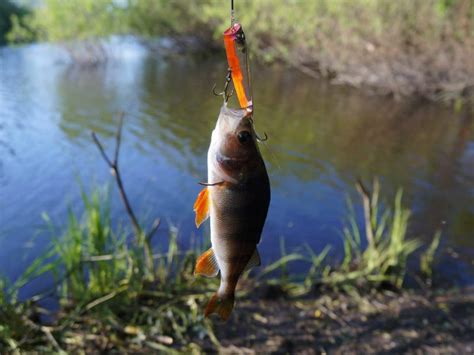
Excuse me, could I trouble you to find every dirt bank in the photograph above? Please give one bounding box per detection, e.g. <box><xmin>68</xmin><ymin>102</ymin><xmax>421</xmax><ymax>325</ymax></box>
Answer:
<box><xmin>202</xmin><ymin>287</ymin><xmax>474</xmax><ymax>354</ymax></box>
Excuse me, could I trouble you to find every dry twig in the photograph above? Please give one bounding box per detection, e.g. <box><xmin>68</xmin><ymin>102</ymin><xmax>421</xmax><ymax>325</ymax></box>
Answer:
<box><xmin>91</xmin><ymin>113</ymin><xmax>159</xmax><ymax>272</ymax></box>
<box><xmin>91</xmin><ymin>113</ymin><xmax>141</xmax><ymax>238</ymax></box>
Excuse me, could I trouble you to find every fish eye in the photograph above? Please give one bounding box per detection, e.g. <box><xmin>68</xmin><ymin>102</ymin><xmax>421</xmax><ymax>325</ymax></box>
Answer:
<box><xmin>237</xmin><ymin>131</ymin><xmax>252</xmax><ymax>144</ymax></box>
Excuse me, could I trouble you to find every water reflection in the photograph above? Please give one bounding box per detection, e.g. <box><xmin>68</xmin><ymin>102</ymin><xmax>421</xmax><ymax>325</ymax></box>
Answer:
<box><xmin>0</xmin><ymin>43</ymin><xmax>472</xmax><ymax>287</ymax></box>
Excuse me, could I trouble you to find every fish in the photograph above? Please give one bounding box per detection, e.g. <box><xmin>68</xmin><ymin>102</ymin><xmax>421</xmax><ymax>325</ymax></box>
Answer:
<box><xmin>193</xmin><ymin>104</ymin><xmax>270</xmax><ymax>320</ymax></box>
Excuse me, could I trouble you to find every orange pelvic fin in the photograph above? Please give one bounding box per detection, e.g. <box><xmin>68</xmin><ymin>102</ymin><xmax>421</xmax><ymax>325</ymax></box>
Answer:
<box><xmin>195</xmin><ymin>248</ymin><xmax>219</xmax><ymax>278</ymax></box>
<box><xmin>193</xmin><ymin>187</ymin><xmax>210</xmax><ymax>228</ymax></box>
<box><xmin>204</xmin><ymin>293</ymin><xmax>235</xmax><ymax>321</ymax></box>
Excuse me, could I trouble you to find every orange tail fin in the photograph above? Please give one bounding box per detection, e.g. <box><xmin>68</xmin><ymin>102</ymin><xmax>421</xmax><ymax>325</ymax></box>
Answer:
<box><xmin>204</xmin><ymin>293</ymin><xmax>235</xmax><ymax>321</ymax></box>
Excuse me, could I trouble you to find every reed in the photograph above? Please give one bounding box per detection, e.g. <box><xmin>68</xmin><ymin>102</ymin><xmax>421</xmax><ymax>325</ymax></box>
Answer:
<box><xmin>0</xmin><ymin>278</ymin><xmax>48</xmax><ymax>350</ymax></box>
<box><xmin>0</xmin><ymin>180</ymin><xmax>442</xmax><ymax>352</ymax></box>
<box><xmin>0</xmin><ymin>186</ymin><xmax>219</xmax><ymax>353</ymax></box>
<box><xmin>420</xmin><ymin>230</ymin><xmax>442</xmax><ymax>283</ymax></box>
<box><xmin>266</xmin><ymin>180</ymin><xmax>439</xmax><ymax>294</ymax></box>
<box><xmin>324</xmin><ymin>181</ymin><xmax>421</xmax><ymax>289</ymax></box>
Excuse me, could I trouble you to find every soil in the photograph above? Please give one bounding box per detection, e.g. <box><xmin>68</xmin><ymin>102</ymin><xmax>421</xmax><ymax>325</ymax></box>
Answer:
<box><xmin>201</xmin><ymin>287</ymin><xmax>474</xmax><ymax>354</ymax></box>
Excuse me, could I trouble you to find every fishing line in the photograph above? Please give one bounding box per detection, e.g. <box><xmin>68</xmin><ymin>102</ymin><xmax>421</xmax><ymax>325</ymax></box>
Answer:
<box><xmin>230</xmin><ymin>0</ymin><xmax>235</xmax><ymax>26</ymax></box>
<box><xmin>260</xmin><ymin>139</ymin><xmax>282</xmax><ymax>172</ymax></box>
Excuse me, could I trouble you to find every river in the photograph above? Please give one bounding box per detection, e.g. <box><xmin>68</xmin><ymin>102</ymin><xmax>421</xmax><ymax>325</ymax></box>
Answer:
<box><xmin>0</xmin><ymin>40</ymin><xmax>473</xmax><ymax>296</ymax></box>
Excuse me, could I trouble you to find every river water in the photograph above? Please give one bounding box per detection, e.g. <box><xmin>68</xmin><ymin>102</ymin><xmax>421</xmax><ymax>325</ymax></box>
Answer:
<box><xmin>0</xmin><ymin>41</ymin><xmax>473</xmax><ymax>293</ymax></box>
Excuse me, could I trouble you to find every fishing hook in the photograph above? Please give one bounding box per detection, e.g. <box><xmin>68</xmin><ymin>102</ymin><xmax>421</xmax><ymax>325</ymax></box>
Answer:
<box><xmin>256</xmin><ymin>131</ymin><xmax>268</xmax><ymax>142</ymax></box>
<box><xmin>212</xmin><ymin>68</ymin><xmax>234</xmax><ymax>103</ymax></box>
<box><xmin>247</xmin><ymin>117</ymin><xmax>268</xmax><ymax>142</ymax></box>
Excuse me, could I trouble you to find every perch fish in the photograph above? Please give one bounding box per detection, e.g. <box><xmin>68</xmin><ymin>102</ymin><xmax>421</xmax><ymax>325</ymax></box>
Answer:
<box><xmin>193</xmin><ymin>104</ymin><xmax>270</xmax><ymax>320</ymax></box>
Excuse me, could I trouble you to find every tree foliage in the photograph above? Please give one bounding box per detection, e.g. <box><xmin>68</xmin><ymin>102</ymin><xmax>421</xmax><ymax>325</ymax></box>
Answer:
<box><xmin>0</xmin><ymin>0</ymin><xmax>29</xmax><ymax>45</ymax></box>
<box><xmin>8</xmin><ymin>0</ymin><xmax>472</xmax><ymax>50</ymax></box>
<box><xmin>5</xmin><ymin>0</ymin><xmax>473</xmax><ymax>100</ymax></box>
<box><xmin>16</xmin><ymin>0</ymin><xmax>127</xmax><ymax>42</ymax></box>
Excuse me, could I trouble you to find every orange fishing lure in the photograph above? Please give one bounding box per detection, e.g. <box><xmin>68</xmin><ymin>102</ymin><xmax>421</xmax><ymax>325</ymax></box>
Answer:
<box><xmin>224</xmin><ymin>22</ymin><xmax>253</xmax><ymax>112</ymax></box>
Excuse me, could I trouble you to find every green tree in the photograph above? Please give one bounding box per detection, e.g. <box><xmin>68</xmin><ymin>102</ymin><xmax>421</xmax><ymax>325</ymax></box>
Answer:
<box><xmin>0</xmin><ymin>0</ymin><xmax>28</xmax><ymax>45</ymax></box>
<box><xmin>11</xmin><ymin>0</ymin><xmax>127</xmax><ymax>43</ymax></box>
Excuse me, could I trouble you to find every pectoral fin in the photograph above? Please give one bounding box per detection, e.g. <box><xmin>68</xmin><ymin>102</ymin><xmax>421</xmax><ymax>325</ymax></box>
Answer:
<box><xmin>195</xmin><ymin>248</ymin><xmax>219</xmax><ymax>278</ymax></box>
<box><xmin>193</xmin><ymin>187</ymin><xmax>210</xmax><ymax>228</ymax></box>
<box><xmin>244</xmin><ymin>249</ymin><xmax>261</xmax><ymax>271</ymax></box>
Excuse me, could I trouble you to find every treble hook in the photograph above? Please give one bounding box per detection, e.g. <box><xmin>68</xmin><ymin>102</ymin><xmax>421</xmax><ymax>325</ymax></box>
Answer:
<box><xmin>247</xmin><ymin>117</ymin><xmax>268</xmax><ymax>142</ymax></box>
<box><xmin>256</xmin><ymin>131</ymin><xmax>268</xmax><ymax>142</ymax></box>
<box><xmin>212</xmin><ymin>69</ymin><xmax>234</xmax><ymax>102</ymax></box>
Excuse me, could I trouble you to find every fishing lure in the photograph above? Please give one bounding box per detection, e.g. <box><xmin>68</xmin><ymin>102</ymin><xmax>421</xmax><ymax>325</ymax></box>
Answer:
<box><xmin>213</xmin><ymin>0</ymin><xmax>253</xmax><ymax>112</ymax></box>
<box><xmin>223</xmin><ymin>22</ymin><xmax>253</xmax><ymax>112</ymax></box>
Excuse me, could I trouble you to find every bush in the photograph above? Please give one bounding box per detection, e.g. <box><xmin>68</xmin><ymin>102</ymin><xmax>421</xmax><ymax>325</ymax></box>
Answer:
<box><xmin>0</xmin><ymin>0</ymin><xmax>29</xmax><ymax>44</ymax></box>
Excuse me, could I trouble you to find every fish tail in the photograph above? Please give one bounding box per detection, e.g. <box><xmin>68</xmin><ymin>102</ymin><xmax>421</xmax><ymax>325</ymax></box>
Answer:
<box><xmin>204</xmin><ymin>293</ymin><xmax>235</xmax><ymax>321</ymax></box>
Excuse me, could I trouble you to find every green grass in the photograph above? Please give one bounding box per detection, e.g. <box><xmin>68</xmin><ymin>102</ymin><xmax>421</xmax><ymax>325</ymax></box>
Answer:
<box><xmin>48</xmin><ymin>187</ymin><xmax>132</xmax><ymax>302</ymax></box>
<box><xmin>325</xmin><ymin>183</ymin><xmax>421</xmax><ymax>290</ymax></box>
<box><xmin>0</xmin><ymin>181</ymin><xmax>442</xmax><ymax>352</ymax></box>
<box><xmin>420</xmin><ymin>230</ymin><xmax>442</xmax><ymax>283</ymax></box>
<box><xmin>256</xmin><ymin>180</ymin><xmax>440</xmax><ymax>295</ymax></box>
<box><xmin>1</xmin><ymin>186</ymin><xmax>218</xmax><ymax>353</ymax></box>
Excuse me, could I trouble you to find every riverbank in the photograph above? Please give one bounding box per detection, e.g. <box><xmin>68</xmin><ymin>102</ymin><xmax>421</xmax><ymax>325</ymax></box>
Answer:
<box><xmin>2</xmin><ymin>284</ymin><xmax>473</xmax><ymax>353</ymax></box>
<box><xmin>0</xmin><ymin>177</ymin><xmax>468</xmax><ymax>353</ymax></box>
<box><xmin>209</xmin><ymin>287</ymin><xmax>474</xmax><ymax>354</ymax></box>
<box><xmin>5</xmin><ymin>0</ymin><xmax>474</xmax><ymax>105</ymax></box>
<box><xmin>0</xmin><ymin>174</ymin><xmax>460</xmax><ymax>353</ymax></box>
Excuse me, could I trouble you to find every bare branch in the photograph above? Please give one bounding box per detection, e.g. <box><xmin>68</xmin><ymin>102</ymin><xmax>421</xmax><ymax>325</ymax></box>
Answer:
<box><xmin>113</xmin><ymin>162</ymin><xmax>141</xmax><ymax>237</ymax></box>
<box><xmin>114</xmin><ymin>112</ymin><xmax>124</xmax><ymax>165</ymax></box>
<box><xmin>91</xmin><ymin>115</ymin><xmax>141</xmax><ymax>239</ymax></box>
<box><xmin>91</xmin><ymin>113</ymin><xmax>158</xmax><ymax>274</ymax></box>
<box><xmin>91</xmin><ymin>132</ymin><xmax>113</xmax><ymax>168</ymax></box>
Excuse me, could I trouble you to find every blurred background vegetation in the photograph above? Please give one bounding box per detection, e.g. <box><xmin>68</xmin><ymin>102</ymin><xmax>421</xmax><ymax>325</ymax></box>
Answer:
<box><xmin>2</xmin><ymin>0</ymin><xmax>473</xmax><ymax>99</ymax></box>
<box><xmin>0</xmin><ymin>0</ymin><xmax>29</xmax><ymax>44</ymax></box>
